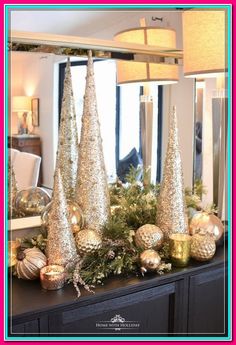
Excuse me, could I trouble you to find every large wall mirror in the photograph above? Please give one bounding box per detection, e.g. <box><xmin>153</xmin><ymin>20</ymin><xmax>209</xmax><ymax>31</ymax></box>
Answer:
<box><xmin>7</xmin><ymin>8</ymin><xmax>228</xmax><ymax>232</ymax></box>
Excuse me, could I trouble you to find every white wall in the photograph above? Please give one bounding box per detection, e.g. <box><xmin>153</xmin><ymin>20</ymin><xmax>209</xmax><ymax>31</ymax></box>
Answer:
<box><xmin>162</xmin><ymin>12</ymin><xmax>195</xmax><ymax>188</ymax></box>
<box><xmin>162</xmin><ymin>70</ymin><xmax>195</xmax><ymax>188</ymax></box>
<box><xmin>10</xmin><ymin>52</ymin><xmax>65</xmax><ymax>188</ymax></box>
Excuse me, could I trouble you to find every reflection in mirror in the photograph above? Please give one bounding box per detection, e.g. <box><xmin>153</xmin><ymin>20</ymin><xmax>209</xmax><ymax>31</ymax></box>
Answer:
<box><xmin>9</xmin><ymin>52</ymin><xmax>162</xmax><ymax>222</ymax></box>
<box><xmin>194</xmin><ymin>80</ymin><xmax>204</xmax><ymax>181</ymax></box>
<box><xmin>194</xmin><ymin>77</ymin><xmax>228</xmax><ymax>222</ymax></box>
<box><xmin>212</xmin><ymin>78</ymin><xmax>228</xmax><ymax>221</ymax></box>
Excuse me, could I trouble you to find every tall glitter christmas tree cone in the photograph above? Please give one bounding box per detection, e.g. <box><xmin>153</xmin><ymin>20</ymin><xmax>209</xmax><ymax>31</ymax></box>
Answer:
<box><xmin>156</xmin><ymin>106</ymin><xmax>188</xmax><ymax>238</ymax></box>
<box><xmin>47</xmin><ymin>168</ymin><xmax>78</xmax><ymax>266</ymax></box>
<box><xmin>8</xmin><ymin>159</ymin><xmax>18</xmax><ymax>218</ymax></box>
<box><xmin>75</xmin><ymin>50</ymin><xmax>110</xmax><ymax>234</ymax></box>
<box><xmin>55</xmin><ymin>58</ymin><xmax>79</xmax><ymax>200</ymax></box>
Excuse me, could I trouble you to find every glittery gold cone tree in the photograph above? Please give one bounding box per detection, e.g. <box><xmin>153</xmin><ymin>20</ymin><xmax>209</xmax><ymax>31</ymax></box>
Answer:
<box><xmin>75</xmin><ymin>51</ymin><xmax>110</xmax><ymax>233</ymax></box>
<box><xmin>156</xmin><ymin>106</ymin><xmax>188</xmax><ymax>238</ymax></box>
<box><xmin>47</xmin><ymin>168</ymin><xmax>78</xmax><ymax>266</ymax></box>
<box><xmin>8</xmin><ymin>159</ymin><xmax>18</xmax><ymax>218</ymax></box>
<box><xmin>55</xmin><ymin>58</ymin><xmax>79</xmax><ymax>200</ymax></box>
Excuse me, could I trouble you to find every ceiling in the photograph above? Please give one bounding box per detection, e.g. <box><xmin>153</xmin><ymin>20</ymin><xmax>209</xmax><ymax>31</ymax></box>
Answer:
<box><xmin>9</xmin><ymin>9</ymin><xmax>183</xmax><ymax>47</ymax></box>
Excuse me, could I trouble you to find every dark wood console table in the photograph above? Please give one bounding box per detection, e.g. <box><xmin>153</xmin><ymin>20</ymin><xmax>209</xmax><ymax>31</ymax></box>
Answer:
<box><xmin>8</xmin><ymin>245</ymin><xmax>228</xmax><ymax>339</ymax></box>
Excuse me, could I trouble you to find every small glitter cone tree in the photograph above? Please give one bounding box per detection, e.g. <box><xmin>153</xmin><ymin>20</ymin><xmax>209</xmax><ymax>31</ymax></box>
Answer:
<box><xmin>75</xmin><ymin>50</ymin><xmax>110</xmax><ymax>233</ymax></box>
<box><xmin>8</xmin><ymin>159</ymin><xmax>18</xmax><ymax>219</ymax></box>
<box><xmin>55</xmin><ymin>58</ymin><xmax>79</xmax><ymax>200</ymax></box>
<box><xmin>156</xmin><ymin>106</ymin><xmax>188</xmax><ymax>238</ymax></box>
<box><xmin>47</xmin><ymin>168</ymin><xmax>78</xmax><ymax>266</ymax></box>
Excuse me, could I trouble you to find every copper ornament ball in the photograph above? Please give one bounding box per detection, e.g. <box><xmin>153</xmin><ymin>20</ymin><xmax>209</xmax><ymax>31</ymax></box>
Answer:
<box><xmin>15</xmin><ymin>187</ymin><xmax>51</xmax><ymax>216</ymax></box>
<box><xmin>140</xmin><ymin>249</ymin><xmax>161</xmax><ymax>272</ymax></box>
<box><xmin>189</xmin><ymin>212</ymin><xmax>224</xmax><ymax>243</ymax></box>
<box><xmin>190</xmin><ymin>232</ymin><xmax>216</xmax><ymax>262</ymax></box>
<box><xmin>41</xmin><ymin>200</ymin><xmax>84</xmax><ymax>233</ymax></box>
<box><xmin>135</xmin><ymin>224</ymin><xmax>164</xmax><ymax>250</ymax></box>
<box><xmin>75</xmin><ymin>229</ymin><xmax>102</xmax><ymax>255</ymax></box>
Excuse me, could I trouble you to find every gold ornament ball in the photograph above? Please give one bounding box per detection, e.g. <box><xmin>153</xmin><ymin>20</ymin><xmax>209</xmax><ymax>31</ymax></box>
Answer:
<box><xmin>8</xmin><ymin>241</ymin><xmax>20</xmax><ymax>267</ymax></box>
<box><xmin>140</xmin><ymin>249</ymin><xmax>161</xmax><ymax>272</ymax></box>
<box><xmin>75</xmin><ymin>229</ymin><xmax>102</xmax><ymax>255</ymax></box>
<box><xmin>135</xmin><ymin>224</ymin><xmax>164</xmax><ymax>250</ymax></box>
<box><xmin>189</xmin><ymin>212</ymin><xmax>224</xmax><ymax>243</ymax></box>
<box><xmin>190</xmin><ymin>233</ymin><xmax>216</xmax><ymax>262</ymax></box>
<box><xmin>110</xmin><ymin>205</ymin><xmax>122</xmax><ymax>216</ymax></box>
<box><xmin>41</xmin><ymin>200</ymin><xmax>84</xmax><ymax>233</ymax></box>
<box><xmin>15</xmin><ymin>187</ymin><xmax>51</xmax><ymax>216</ymax></box>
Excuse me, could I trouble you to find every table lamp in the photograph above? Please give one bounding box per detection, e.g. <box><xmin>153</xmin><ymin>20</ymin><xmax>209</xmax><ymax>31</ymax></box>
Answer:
<box><xmin>12</xmin><ymin>96</ymin><xmax>32</xmax><ymax>134</ymax></box>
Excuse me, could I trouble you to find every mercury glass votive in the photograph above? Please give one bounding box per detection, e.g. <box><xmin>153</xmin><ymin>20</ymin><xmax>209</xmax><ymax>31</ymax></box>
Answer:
<box><xmin>40</xmin><ymin>265</ymin><xmax>65</xmax><ymax>290</ymax></box>
<box><xmin>169</xmin><ymin>233</ymin><xmax>191</xmax><ymax>267</ymax></box>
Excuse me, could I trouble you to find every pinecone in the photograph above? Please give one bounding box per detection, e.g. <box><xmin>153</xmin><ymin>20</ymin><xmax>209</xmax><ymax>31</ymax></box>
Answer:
<box><xmin>107</xmin><ymin>250</ymin><xmax>115</xmax><ymax>260</ymax></box>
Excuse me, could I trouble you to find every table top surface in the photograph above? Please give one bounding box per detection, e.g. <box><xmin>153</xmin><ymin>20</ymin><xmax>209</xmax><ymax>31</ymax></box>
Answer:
<box><xmin>9</xmin><ymin>243</ymin><xmax>227</xmax><ymax>320</ymax></box>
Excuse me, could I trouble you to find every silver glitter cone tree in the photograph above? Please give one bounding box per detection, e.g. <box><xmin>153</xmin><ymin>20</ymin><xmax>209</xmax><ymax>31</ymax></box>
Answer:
<box><xmin>55</xmin><ymin>58</ymin><xmax>79</xmax><ymax>200</ymax></box>
<box><xmin>47</xmin><ymin>168</ymin><xmax>78</xmax><ymax>266</ymax></box>
<box><xmin>8</xmin><ymin>159</ymin><xmax>18</xmax><ymax>218</ymax></box>
<box><xmin>156</xmin><ymin>106</ymin><xmax>188</xmax><ymax>238</ymax></box>
<box><xmin>75</xmin><ymin>51</ymin><xmax>110</xmax><ymax>233</ymax></box>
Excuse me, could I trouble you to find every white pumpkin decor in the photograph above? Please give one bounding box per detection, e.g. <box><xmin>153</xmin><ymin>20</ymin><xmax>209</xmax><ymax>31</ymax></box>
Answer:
<box><xmin>15</xmin><ymin>247</ymin><xmax>47</xmax><ymax>280</ymax></box>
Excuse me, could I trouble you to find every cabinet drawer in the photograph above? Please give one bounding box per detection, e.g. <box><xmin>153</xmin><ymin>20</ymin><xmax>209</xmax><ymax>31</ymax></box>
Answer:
<box><xmin>14</xmin><ymin>139</ymin><xmax>40</xmax><ymax>148</ymax></box>
<box><xmin>49</xmin><ymin>282</ymin><xmax>177</xmax><ymax>335</ymax></box>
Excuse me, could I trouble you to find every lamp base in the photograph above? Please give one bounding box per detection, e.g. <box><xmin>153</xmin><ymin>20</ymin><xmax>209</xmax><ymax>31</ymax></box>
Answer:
<box><xmin>18</xmin><ymin>127</ymin><xmax>28</xmax><ymax>135</ymax></box>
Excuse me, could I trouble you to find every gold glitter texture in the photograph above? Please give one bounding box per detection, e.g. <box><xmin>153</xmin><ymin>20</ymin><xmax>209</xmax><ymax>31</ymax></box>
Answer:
<box><xmin>8</xmin><ymin>160</ymin><xmax>18</xmax><ymax>218</ymax></box>
<box><xmin>135</xmin><ymin>224</ymin><xmax>164</xmax><ymax>250</ymax></box>
<box><xmin>55</xmin><ymin>58</ymin><xmax>79</xmax><ymax>200</ymax></box>
<box><xmin>75</xmin><ymin>229</ymin><xmax>102</xmax><ymax>255</ymax></box>
<box><xmin>47</xmin><ymin>168</ymin><xmax>78</xmax><ymax>266</ymax></box>
<box><xmin>156</xmin><ymin>106</ymin><xmax>188</xmax><ymax>238</ymax></box>
<box><xmin>75</xmin><ymin>51</ymin><xmax>110</xmax><ymax>233</ymax></box>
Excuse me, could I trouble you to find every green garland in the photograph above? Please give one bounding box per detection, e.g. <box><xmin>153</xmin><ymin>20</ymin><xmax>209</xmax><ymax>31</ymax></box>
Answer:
<box><xmin>14</xmin><ymin>168</ymin><xmax>215</xmax><ymax>289</ymax></box>
<box><xmin>80</xmin><ymin>217</ymin><xmax>140</xmax><ymax>284</ymax></box>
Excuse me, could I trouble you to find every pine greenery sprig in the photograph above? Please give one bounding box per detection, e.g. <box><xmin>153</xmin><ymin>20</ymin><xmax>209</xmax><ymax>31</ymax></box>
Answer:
<box><xmin>17</xmin><ymin>233</ymin><xmax>47</xmax><ymax>253</ymax></box>
<box><xmin>79</xmin><ymin>243</ymin><xmax>140</xmax><ymax>285</ymax></box>
<box><xmin>102</xmin><ymin>217</ymin><xmax>131</xmax><ymax>241</ymax></box>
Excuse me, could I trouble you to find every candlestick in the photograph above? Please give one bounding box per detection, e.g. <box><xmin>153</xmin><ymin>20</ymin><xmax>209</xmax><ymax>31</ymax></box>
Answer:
<box><xmin>40</xmin><ymin>265</ymin><xmax>65</xmax><ymax>290</ymax></box>
<box><xmin>169</xmin><ymin>233</ymin><xmax>191</xmax><ymax>267</ymax></box>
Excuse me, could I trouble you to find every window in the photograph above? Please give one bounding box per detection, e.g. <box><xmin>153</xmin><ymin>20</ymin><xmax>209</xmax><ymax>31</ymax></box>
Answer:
<box><xmin>59</xmin><ymin>60</ymin><xmax>162</xmax><ymax>183</ymax></box>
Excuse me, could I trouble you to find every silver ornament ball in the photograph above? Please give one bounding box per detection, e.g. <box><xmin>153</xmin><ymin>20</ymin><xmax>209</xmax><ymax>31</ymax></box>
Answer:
<box><xmin>15</xmin><ymin>187</ymin><xmax>51</xmax><ymax>216</ymax></box>
<box><xmin>41</xmin><ymin>200</ymin><xmax>84</xmax><ymax>233</ymax></box>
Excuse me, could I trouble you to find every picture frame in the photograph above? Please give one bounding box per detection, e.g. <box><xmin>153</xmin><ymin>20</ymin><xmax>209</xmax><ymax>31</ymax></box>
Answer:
<box><xmin>31</xmin><ymin>98</ymin><xmax>39</xmax><ymax>126</ymax></box>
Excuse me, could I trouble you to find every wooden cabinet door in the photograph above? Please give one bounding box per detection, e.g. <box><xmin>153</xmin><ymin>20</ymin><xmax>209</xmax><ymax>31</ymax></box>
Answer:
<box><xmin>188</xmin><ymin>266</ymin><xmax>227</xmax><ymax>335</ymax></box>
<box><xmin>8</xmin><ymin>316</ymin><xmax>49</xmax><ymax>338</ymax></box>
